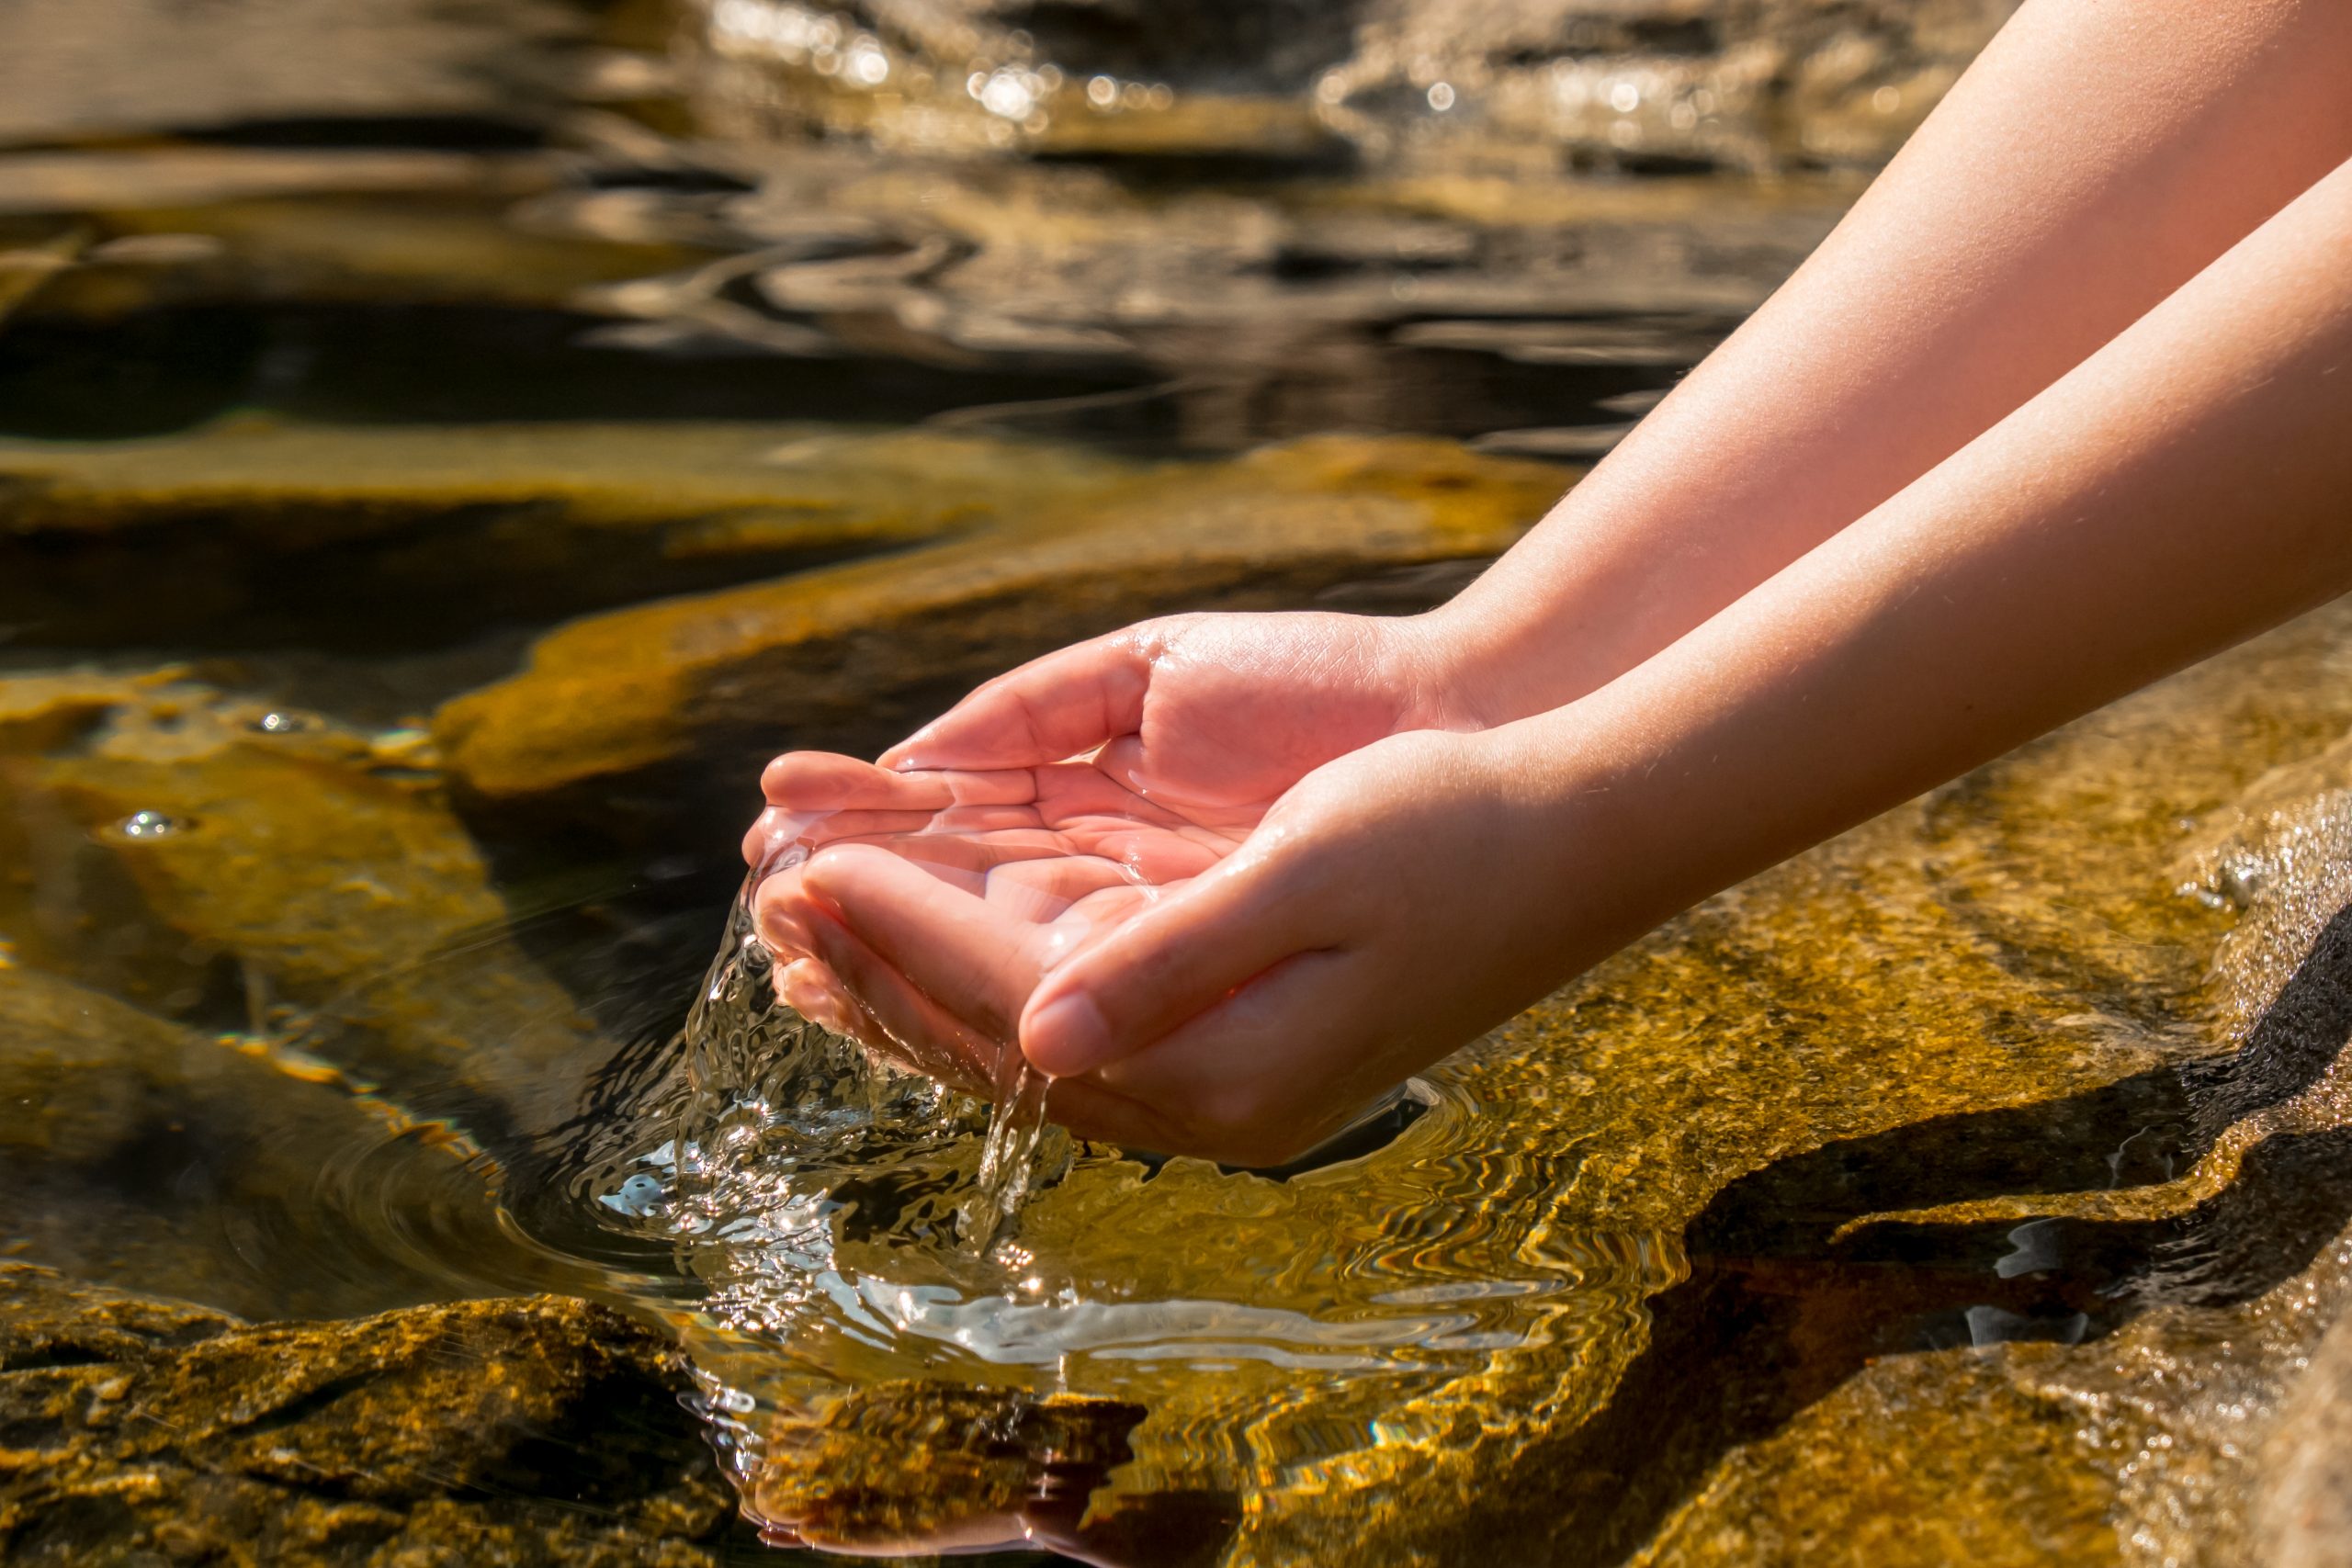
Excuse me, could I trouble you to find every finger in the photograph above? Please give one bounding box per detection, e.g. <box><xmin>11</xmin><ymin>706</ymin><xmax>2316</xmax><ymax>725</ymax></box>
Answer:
<box><xmin>880</xmin><ymin>630</ymin><xmax>1156</xmax><ymax>771</ymax></box>
<box><xmin>801</xmin><ymin>910</ymin><xmax>1002</xmax><ymax>1096</ymax></box>
<box><xmin>763</xmin><ymin>751</ymin><xmax>952</xmax><ymax>809</ymax></box>
<box><xmin>802</xmin><ymin>843</ymin><xmax>1046</xmax><ymax>1045</ymax></box>
<box><xmin>752</xmin><ymin>864</ymin><xmax>823</xmax><ymax>957</ymax></box>
<box><xmin>1088</xmin><ymin>948</ymin><xmax>1382</xmax><ymax>1167</ymax></box>
<box><xmin>1015</xmin><ymin>849</ymin><xmax>1323</xmax><ymax>1078</ymax></box>
<box><xmin>773</xmin><ymin>956</ymin><xmax>863</xmax><ymax>1038</ymax></box>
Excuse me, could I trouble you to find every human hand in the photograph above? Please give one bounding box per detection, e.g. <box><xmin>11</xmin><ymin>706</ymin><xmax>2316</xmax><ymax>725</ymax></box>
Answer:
<box><xmin>764</xmin><ymin>728</ymin><xmax>1597</xmax><ymax>1166</ymax></box>
<box><xmin>877</xmin><ymin>610</ymin><xmax>1479</xmax><ymax>825</ymax></box>
<box><xmin>746</xmin><ymin>608</ymin><xmax>1522</xmax><ymax>1156</ymax></box>
<box><xmin>744</xmin><ymin>750</ymin><xmax>1240</xmax><ymax>1108</ymax></box>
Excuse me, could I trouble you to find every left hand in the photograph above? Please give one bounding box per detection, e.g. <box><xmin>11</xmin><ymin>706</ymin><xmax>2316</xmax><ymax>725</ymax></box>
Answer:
<box><xmin>762</xmin><ymin>728</ymin><xmax>1592</xmax><ymax>1166</ymax></box>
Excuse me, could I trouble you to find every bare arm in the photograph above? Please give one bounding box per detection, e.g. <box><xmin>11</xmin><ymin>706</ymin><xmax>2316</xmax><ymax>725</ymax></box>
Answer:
<box><xmin>1001</xmin><ymin>153</ymin><xmax>2352</xmax><ymax>1162</ymax></box>
<box><xmin>1436</xmin><ymin>0</ymin><xmax>2352</xmax><ymax>721</ymax></box>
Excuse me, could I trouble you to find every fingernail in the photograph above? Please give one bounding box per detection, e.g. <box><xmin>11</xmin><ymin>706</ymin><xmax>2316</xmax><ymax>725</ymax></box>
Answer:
<box><xmin>1023</xmin><ymin>991</ymin><xmax>1114</xmax><ymax>1076</ymax></box>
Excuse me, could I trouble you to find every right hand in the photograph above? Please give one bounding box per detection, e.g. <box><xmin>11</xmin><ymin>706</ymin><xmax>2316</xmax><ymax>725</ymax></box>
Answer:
<box><xmin>876</xmin><ymin>610</ymin><xmax>1478</xmax><ymax>828</ymax></box>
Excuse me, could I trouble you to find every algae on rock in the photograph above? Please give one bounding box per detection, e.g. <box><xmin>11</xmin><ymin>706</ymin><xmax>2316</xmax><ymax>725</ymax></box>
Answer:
<box><xmin>0</xmin><ymin>1266</ymin><xmax>739</xmax><ymax>1566</ymax></box>
<box><xmin>435</xmin><ymin>434</ymin><xmax>1570</xmax><ymax>829</ymax></box>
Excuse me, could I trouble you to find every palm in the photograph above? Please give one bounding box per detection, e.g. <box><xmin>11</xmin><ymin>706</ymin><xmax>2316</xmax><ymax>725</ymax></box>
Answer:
<box><xmin>748</xmin><ymin>752</ymin><xmax>1241</xmax><ymax>1091</ymax></box>
<box><xmin>879</xmin><ymin>613</ymin><xmax>1444</xmax><ymax>825</ymax></box>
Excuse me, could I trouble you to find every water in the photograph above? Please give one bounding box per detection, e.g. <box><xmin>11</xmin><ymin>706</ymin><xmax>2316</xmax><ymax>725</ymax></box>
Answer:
<box><xmin>560</xmin><ymin>846</ymin><xmax>1668</xmax><ymax>1558</ymax></box>
<box><xmin>7</xmin><ymin>1</ymin><xmax>2352</xmax><ymax>1563</ymax></box>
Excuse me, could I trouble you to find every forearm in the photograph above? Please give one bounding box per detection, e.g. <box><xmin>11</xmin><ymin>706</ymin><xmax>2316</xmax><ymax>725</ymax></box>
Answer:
<box><xmin>1427</xmin><ymin>0</ymin><xmax>2352</xmax><ymax>724</ymax></box>
<box><xmin>1506</xmin><ymin>153</ymin><xmax>2352</xmax><ymax>976</ymax></box>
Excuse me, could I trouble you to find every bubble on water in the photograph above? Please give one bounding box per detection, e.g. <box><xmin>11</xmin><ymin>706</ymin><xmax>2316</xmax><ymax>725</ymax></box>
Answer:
<box><xmin>118</xmin><ymin>809</ymin><xmax>185</xmax><ymax>839</ymax></box>
<box><xmin>601</xmin><ymin>1173</ymin><xmax>667</xmax><ymax>1218</ymax></box>
<box><xmin>250</xmin><ymin>711</ymin><xmax>311</xmax><ymax>735</ymax></box>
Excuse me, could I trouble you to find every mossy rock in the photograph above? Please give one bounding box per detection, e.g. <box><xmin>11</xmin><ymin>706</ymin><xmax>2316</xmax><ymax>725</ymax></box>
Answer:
<box><xmin>0</xmin><ymin>422</ymin><xmax>1137</xmax><ymax>649</ymax></box>
<box><xmin>434</xmin><ymin>434</ymin><xmax>1570</xmax><ymax>833</ymax></box>
<box><xmin>0</xmin><ymin>1266</ymin><xmax>740</xmax><ymax>1565</ymax></box>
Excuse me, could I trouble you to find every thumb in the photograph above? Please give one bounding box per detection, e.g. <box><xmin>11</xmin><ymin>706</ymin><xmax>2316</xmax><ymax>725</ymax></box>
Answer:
<box><xmin>881</xmin><ymin>628</ymin><xmax>1155</xmax><ymax>771</ymax></box>
<box><xmin>1017</xmin><ymin>848</ymin><xmax>1323</xmax><ymax>1077</ymax></box>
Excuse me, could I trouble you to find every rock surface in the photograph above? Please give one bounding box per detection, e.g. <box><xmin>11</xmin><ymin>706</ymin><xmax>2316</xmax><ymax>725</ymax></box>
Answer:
<box><xmin>434</xmin><ymin>434</ymin><xmax>1570</xmax><ymax>831</ymax></box>
<box><xmin>681</xmin><ymin>0</ymin><xmax>2019</xmax><ymax>172</ymax></box>
<box><xmin>0</xmin><ymin>423</ymin><xmax>1135</xmax><ymax>649</ymax></box>
<box><xmin>0</xmin><ymin>671</ymin><xmax>607</xmax><ymax>1141</ymax></box>
<box><xmin>0</xmin><ymin>964</ymin><xmax>531</xmax><ymax>1321</ymax></box>
<box><xmin>0</xmin><ymin>1265</ymin><xmax>741</xmax><ymax>1565</ymax></box>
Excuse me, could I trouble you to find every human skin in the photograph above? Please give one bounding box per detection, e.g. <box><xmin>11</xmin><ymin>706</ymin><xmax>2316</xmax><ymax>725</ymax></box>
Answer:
<box><xmin>762</xmin><ymin>0</ymin><xmax>2352</xmax><ymax>1087</ymax></box>
<box><xmin>877</xmin><ymin>0</ymin><xmax>2352</xmax><ymax>786</ymax></box>
<box><xmin>759</xmin><ymin>151</ymin><xmax>2352</xmax><ymax>1165</ymax></box>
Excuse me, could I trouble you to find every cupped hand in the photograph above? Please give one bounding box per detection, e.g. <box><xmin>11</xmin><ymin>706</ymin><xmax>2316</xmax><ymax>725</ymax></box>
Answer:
<box><xmin>767</xmin><ymin>728</ymin><xmax>1604</xmax><ymax>1167</ymax></box>
<box><xmin>745</xmin><ymin>749</ymin><xmax>1243</xmax><ymax>1111</ymax></box>
<box><xmin>878</xmin><ymin>610</ymin><xmax>1477</xmax><ymax>824</ymax></box>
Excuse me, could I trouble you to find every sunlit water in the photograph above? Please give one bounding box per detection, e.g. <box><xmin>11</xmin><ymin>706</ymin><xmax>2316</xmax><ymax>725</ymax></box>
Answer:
<box><xmin>548</xmin><ymin>860</ymin><xmax>1677</xmax><ymax>1558</ymax></box>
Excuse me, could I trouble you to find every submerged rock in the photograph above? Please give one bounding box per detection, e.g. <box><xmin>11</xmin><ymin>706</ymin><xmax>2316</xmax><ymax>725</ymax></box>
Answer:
<box><xmin>0</xmin><ymin>1266</ymin><xmax>738</xmax><ymax>1565</ymax></box>
<box><xmin>0</xmin><ymin>423</ymin><xmax>1136</xmax><ymax>650</ymax></box>
<box><xmin>0</xmin><ymin>671</ymin><xmax>606</xmax><ymax>1140</ymax></box>
<box><xmin>0</xmin><ymin>964</ymin><xmax>536</xmax><ymax>1321</ymax></box>
<box><xmin>435</xmin><ymin>434</ymin><xmax>1569</xmax><ymax>831</ymax></box>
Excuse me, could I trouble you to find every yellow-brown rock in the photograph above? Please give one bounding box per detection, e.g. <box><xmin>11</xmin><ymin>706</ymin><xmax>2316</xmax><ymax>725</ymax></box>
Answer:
<box><xmin>0</xmin><ymin>1266</ymin><xmax>737</xmax><ymax>1565</ymax></box>
<box><xmin>0</xmin><ymin>421</ymin><xmax>1137</xmax><ymax>648</ymax></box>
<box><xmin>0</xmin><ymin>964</ymin><xmax>534</xmax><ymax>1320</ymax></box>
<box><xmin>434</xmin><ymin>434</ymin><xmax>1569</xmax><ymax>818</ymax></box>
<box><xmin>0</xmin><ymin>672</ymin><xmax>605</xmax><ymax>1134</ymax></box>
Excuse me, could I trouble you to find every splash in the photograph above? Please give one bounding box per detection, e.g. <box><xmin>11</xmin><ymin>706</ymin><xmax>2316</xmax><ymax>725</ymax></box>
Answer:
<box><xmin>667</xmin><ymin>874</ymin><xmax>1069</xmax><ymax>1258</ymax></box>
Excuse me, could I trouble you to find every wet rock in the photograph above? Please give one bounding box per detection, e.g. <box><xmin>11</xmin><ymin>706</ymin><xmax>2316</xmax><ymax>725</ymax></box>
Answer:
<box><xmin>0</xmin><ymin>1266</ymin><xmax>740</xmax><ymax>1565</ymax></box>
<box><xmin>2257</xmin><ymin>1308</ymin><xmax>2352</xmax><ymax>1568</ymax></box>
<box><xmin>1326</xmin><ymin>0</ymin><xmax>2021</xmax><ymax>174</ymax></box>
<box><xmin>677</xmin><ymin>0</ymin><xmax>2014</xmax><ymax>173</ymax></box>
<box><xmin>0</xmin><ymin>149</ymin><xmax>556</xmax><ymax>220</ymax></box>
<box><xmin>0</xmin><ymin>0</ymin><xmax>590</xmax><ymax>145</ymax></box>
<box><xmin>433</xmin><ymin>434</ymin><xmax>1569</xmax><ymax>830</ymax></box>
<box><xmin>0</xmin><ymin>964</ymin><xmax>535</xmax><ymax>1321</ymax></box>
<box><xmin>0</xmin><ymin>422</ymin><xmax>1136</xmax><ymax>650</ymax></box>
<box><xmin>0</xmin><ymin>673</ymin><xmax>605</xmax><ymax>1139</ymax></box>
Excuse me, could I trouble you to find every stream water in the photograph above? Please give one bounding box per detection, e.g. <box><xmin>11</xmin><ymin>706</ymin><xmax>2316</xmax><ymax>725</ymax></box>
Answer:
<box><xmin>6</xmin><ymin>2</ymin><xmax>2352</xmax><ymax>1565</ymax></box>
